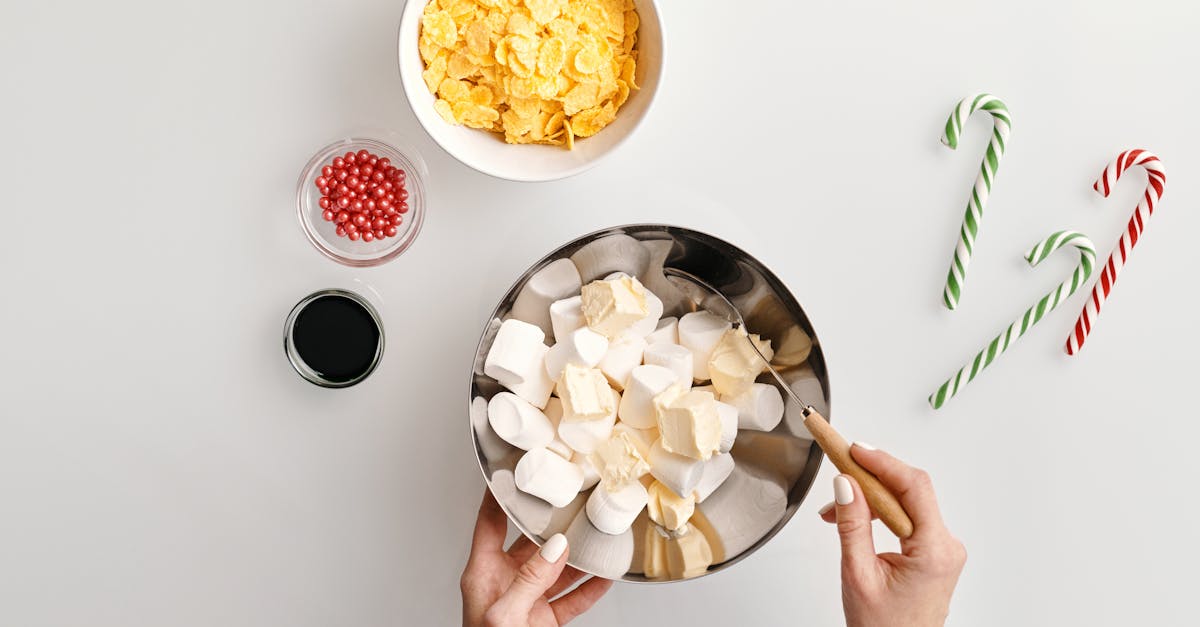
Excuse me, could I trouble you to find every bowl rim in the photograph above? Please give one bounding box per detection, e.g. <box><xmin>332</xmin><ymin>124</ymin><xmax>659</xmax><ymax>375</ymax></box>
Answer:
<box><xmin>396</xmin><ymin>0</ymin><xmax>665</xmax><ymax>182</ymax></box>
<box><xmin>296</xmin><ymin>135</ymin><xmax>428</xmax><ymax>267</ymax></box>
<box><xmin>468</xmin><ymin>223</ymin><xmax>832</xmax><ymax>583</ymax></box>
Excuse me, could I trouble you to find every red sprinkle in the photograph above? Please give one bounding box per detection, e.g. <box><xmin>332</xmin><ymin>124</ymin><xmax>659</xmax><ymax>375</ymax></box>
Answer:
<box><xmin>315</xmin><ymin>150</ymin><xmax>408</xmax><ymax>241</ymax></box>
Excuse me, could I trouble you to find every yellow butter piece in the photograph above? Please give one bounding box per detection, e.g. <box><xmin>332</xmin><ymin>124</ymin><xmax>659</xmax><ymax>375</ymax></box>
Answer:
<box><xmin>580</xmin><ymin>275</ymin><xmax>648</xmax><ymax>339</ymax></box>
<box><xmin>557</xmin><ymin>364</ymin><xmax>615</xmax><ymax>422</ymax></box>
<box><xmin>647</xmin><ymin>480</ymin><xmax>696</xmax><ymax>531</ymax></box>
<box><xmin>708</xmin><ymin>328</ymin><xmax>774</xmax><ymax>398</ymax></box>
<box><xmin>665</xmin><ymin>524</ymin><xmax>714</xmax><ymax>579</ymax></box>
<box><xmin>589</xmin><ymin>429</ymin><xmax>651</xmax><ymax>487</ymax></box>
<box><xmin>655</xmin><ymin>389</ymin><xmax>722</xmax><ymax>461</ymax></box>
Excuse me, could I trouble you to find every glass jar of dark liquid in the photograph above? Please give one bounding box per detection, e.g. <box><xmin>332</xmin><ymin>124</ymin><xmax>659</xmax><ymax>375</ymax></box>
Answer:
<box><xmin>284</xmin><ymin>289</ymin><xmax>384</xmax><ymax>388</ymax></box>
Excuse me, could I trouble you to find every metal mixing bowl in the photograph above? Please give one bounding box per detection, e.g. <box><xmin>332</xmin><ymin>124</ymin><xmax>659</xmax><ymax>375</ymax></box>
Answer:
<box><xmin>469</xmin><ymin>225</ymin><xmax>831</xmax><ymax>582</ymax></box>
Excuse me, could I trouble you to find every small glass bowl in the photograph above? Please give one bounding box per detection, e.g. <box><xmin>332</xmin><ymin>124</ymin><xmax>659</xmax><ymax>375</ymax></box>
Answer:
<box><xmin>297</xmin><ymin>136</ymin><xmax>427</xmax><ymax>267</ymax></box>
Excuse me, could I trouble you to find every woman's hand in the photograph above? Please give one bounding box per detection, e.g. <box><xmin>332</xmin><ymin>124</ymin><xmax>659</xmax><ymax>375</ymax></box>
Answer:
<box><xmin>461</xmin><ymin>490</ymin><xmax>612</xmax><ymax>627</ymax></box>
<box><xmin>819</xmin><ymin>444</ymin><xmax>967</xmax><ymax>627</ymax></box>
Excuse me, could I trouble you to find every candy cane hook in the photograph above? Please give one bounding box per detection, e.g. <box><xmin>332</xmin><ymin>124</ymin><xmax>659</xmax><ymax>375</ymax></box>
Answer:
<box><xmin>1066</xmin><ymin>150</ymin><xmax>1166</xmax><ymax>354</ymax></box>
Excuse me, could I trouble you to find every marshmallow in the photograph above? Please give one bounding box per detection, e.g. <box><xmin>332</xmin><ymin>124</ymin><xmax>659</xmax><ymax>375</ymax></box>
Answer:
<box><xmin>573</xmin><ymin>451</ymin><xmax>601</xmax><ymax>490</ymax></box>
<box><xmin>646</xmin><ymin>479</ymin><xmax>696</xmax><ymax>531</ymax></box>
<box><xmin>693</xmin><ymin>453</ymin><xmax>735</xmax><ymax>502</ymax></box>
<box><xmin>511</xmin><ymin>258</ymin><xmax>583</xmax><ymax>340</ymax></box>
<box><xmin>645</xmin><ymin>316</ymin><xmax>679</xmax><ymax>346</ymax></box>
<box><xmin>655</xmin><ymin>389</ymin><xmax>722</xmax><ymax>461</ymax></box>
<box><xmin>618</xmin><ymin>365</ymin><xmax>680</xmax><ymax>429</ymax></box>
<box><xmin>586</xmin><ymin>479</ymin><xmax>649</xmax><ymax>535</ymax></box>
<box><xmin>708</xmin><ymin>328</ymin><xmax>773</xmax><ymax>398</ymax></box>
<box><xmin>488</xmin><ymin>392</ymin><xmax>555</xmax><ymax>451</ymax></box>
<box><xmin>677</xmin><ymin>311</ymin><xmax>732</xmax><ymax>381</ymax></box>
<box><xmin>725</xmin><ymin>383</ymin><xmax>785</xmax><ymax>432</ymax></box>
<box><xmin>590</xmin><ymin>429</ymin><xmax>651</xmax><ymax>486</ymax></box>
<box><xmin>547</xmin><ymin>438</ymin><xmax>573</xmax><ymax>460</ymax></box>
<box><xmin>472</xmin><ymin>396</ymin><xmax>511</xmax><ymax>463</ymax></box>
<box><xmin>514</xmin><ymin>447</ymin><xmax>585</xmax><ymax>508</ymax></box>
<box><xmin>504</xmin><ymin>342</ymin><xmax>554</xmax><ymax>408</ymax></box>
<box><xmin>549</xmin><ymin>296</ymin><xmax>587</xmax><ymax>343</ymax></box>
<box><xmin>648</xmin><ymin>438</ymin><xmax>705</xmax><ymax>499</ymax></box>
<box><xmin>665</xmin><ymin>523</ymin><xmax>714</xmax><ymax>579</ymax></box>
<box><xmin>558</xmin><ymin>389</ymin><xmax>618</xmax><ymax>454</ymax></box>
<box><xmin>598</xmin><ymin>333</ymin><xmax>647</xmax><ymax>391</ymax></box>
<box><xmin>715</xmin><ymin>400</ymin><xmax>738</xmax><ymax>453</ymax></box>
<box><xmin>544</xmin><ymin>327</ymin><xmax>609</xmax><ymax>381</ymax></box>
<box><xmin>484</xmin><ymin>319</ymin><xmax>546</xmax><ymax>387</ymax></box>
<box><xmin>569</xmin><ymin>233</ymin><xmax>651</xmax><ymax>284</ymax></box>
<box><xmin>642</xmin><ymin>342</ymin><xmax>694</xmax><ymax>389</ymax></box>
<box><xmin>693</xmin><ymin>464</ymin><xmax>786</xmax><ymax>561</ymax></box>
<box><xmin>581</xmin><ymin>276</ymin><xmax>648</xmax><ymax>339</ymax></box>
<box><xmin>557</xmin><ymin>364</ymin><xmax>616</xmax><ymax>422</ymax></box>
<box><xmin>627</xmin><ymin>288</ymin><xmax>664</xmax><ymax>338</ymax></box>
<box><xmin>564</xmin><ymin>508</ymin><xmax>635</xmax><ymax>579</ymax></box>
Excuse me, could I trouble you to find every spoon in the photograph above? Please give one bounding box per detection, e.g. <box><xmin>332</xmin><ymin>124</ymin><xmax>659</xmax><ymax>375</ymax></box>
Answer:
<box><xmin>663</xmin><ymin>267</ymin><xmax>914</xmax><ymax>539</ymax></box>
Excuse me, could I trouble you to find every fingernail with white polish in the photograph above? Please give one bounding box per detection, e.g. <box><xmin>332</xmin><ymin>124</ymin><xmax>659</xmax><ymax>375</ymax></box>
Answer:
<box><xmin>540</xmin><ymin>533</ymin><xmax>567</xmax><ymax>562</ymax></box>
<box><xmin>852</xmin><ymin>441</ymin><xmax>876</xmax><ymax>451</ymax></box>
<box><xmin>834</xmin><ymin>475</ymin><xmax>854</xmax><ymax>506</ymax></box>
<box><xmin>818</xmin><ymin>501</ymin><xmax>835</xmax><ymax>516</ymax></box>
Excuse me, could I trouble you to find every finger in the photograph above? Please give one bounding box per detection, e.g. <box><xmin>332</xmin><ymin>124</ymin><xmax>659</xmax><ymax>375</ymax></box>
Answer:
<box><xmin>833</xmin><ymin>475</ymin><xmax>879</xmax><ymax>584</ymax></box>
<box><xmin>819</xmin><ymin>500</ymin><xmax>879</xmax><ymax>524</ymax></box>
<box><xmin>506</xmin><ymin>536</ymin><xmax>537</xmax><ymax>562</ymax></box>
<box><xmin>545</xmin><ymin>566</ymin><xmax>587</xmax><ymax>600</ymax></box>
<box><xmin>551</xmin><ymin>575</ymin><xmax>613</xmax><ymax>625</ymax></box>
<box><xmin>494</xmin><ymin>533</ymin><xmax>570</xmax><ymax>616</ymax></box>
<box><xmin>849</xmin><ymin>443</ymin><xmax>945</xmax><ymax>534</ymax></box>
<box><xmin>470</xmin><ymin>489</ymin><xmax>508</xmax><ymax>556</ymax></box>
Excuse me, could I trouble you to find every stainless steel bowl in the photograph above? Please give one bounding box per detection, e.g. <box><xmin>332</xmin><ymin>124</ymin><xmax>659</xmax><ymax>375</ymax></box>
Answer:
<box><xmin>469</xmin><ymin>225</ymin><xmax>831</xmax><ymax>582</ymax></box>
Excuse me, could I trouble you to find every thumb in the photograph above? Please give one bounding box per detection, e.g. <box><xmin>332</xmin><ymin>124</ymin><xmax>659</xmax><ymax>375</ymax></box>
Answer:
<box><xmin>832</xmin><ymin>475</ymin><xmax>879</xmax><ymax>584</ymax></box>
<box><xmin>497</xmin><ymin>534</ymin><xmax>570</xmax><ymax>614</ymax></box>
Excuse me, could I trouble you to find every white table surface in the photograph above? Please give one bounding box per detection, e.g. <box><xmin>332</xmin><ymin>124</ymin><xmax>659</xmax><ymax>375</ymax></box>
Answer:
<box><xmin>3</xmin><ymin>0</ymin><xmax>1198</xmax><ymax>625</ymax></box>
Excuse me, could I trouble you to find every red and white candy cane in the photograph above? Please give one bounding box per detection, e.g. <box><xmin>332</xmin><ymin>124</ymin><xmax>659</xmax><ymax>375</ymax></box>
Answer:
<box><xmin>1066</xmin><ymin>149</ymin><xmax>1166</xmax><ymax>355</ymax></box>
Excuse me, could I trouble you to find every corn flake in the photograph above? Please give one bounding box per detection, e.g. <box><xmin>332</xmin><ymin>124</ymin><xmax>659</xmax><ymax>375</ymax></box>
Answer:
<box><xmin>418</xmin><ymin>0</ymin><xmax>641</xmax><ymax>150</ymax></box>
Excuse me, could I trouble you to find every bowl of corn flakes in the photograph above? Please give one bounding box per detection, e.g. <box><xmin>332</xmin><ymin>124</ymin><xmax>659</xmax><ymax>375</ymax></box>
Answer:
<box><xmin>398</xmin><ymin>0</ymin><xmax>663</xmax><ymax>182</ymax></box>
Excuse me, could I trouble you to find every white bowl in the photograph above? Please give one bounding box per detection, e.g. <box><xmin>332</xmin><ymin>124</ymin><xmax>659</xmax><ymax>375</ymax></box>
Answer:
<box><xmin>397</xmin><ymin>0</ymin><xmax>664</xmax><ymax>182</ymax></box>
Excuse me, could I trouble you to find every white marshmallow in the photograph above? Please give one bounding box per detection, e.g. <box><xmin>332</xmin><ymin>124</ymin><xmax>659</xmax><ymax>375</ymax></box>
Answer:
<box><xmin>549</xmin><ymin>296</ymin><xmax>587</xmax><ymax>343</ymax></box>
<box><xmin>627</xmin><ymin>289</ymin><xmax>664</xmax><ymax>338</ymax></box>
<box><xmin>559</xmin><ymin>388</ymin><xmax>619</xmax><ymax>454</ymax></box>
<box><xmin>473</xmin><ymin>396</ymin><xmax>511</xmax><ymax>463</ymax></box>
<box><xmin>488</xmin><ymin>392</ymin><xmax>555</xmax><ymax>450</ymax></box>
<box><xmin>693</xmin><ymin>453</ymin><xmax>735</xmax><ymax>502</ymax></box>
<box><xmin>504</xmin><ymin>342</ymin><xmax>555</xmax><ymax>409</ymax></box>
<box><xmin>564</xmin><ymin>508</ymin><xmax>635</xmax><ymax>579</ymax></box>
<box><xmin>642</xmin><ymin>342</ymin><xmax>694</xmax><ymax>389</ymax></box>
<box><xmin>586</xmin><ymin>480</ymin><xmax>649</xmax><ymax>535</ymax></box>
<box><xmin>725</xmin><ymin>383</ymin><xmax>785</xmax><ymax>432</ymax></box>
<box><xmin>514</xmin><ymin>447</ymin><xmax>585</xmax><ymax>508</ymax></box>
<box><xmin>645</xmin><ymin>316</ymin><xmax>679</xmax><ymax>346</ymax></box>
<box><xmin>598</xmin><ymin>333</ymin><xmax>647</xmax><ymax>391</ymax></box>
<box><xmin>544</xmin><ymin>327</ymin><xmax>609</xmax><ymax>381</ymax></box>
<box><xmin>715</xmin><ymin>401</ymin><xmax>738</xmax><ymax>453</ymax></box>
<box><xmin>648</xmin><ymin>438</ymin><xmax>705</xmax><ymax>499</ymax></box>
<box><xmin>484</xmin><ymin>319</ymin><xmax>546</xmax><ymax>387</ymax></box>
<box><xmin>511</xmin><ymin>258</ymin><xmax>583</xmax><ymax>340</ymax></box>
<box><xmin>618</xmin><ymin>365</ymin><xmax>680</xmax><ymax>429</ymax></box>
<box><xmin>678</xmin><ymin>311</ymin><xmax>732</xmax><ymax>382</ymax></box>
<box><xmin>573</xmin><ymin>451</ymin><xmax>601</xmax><ymax>490</ymax></box>
<box><xmin>547</xmin><ymin>438</ymin><xmax>573</xmax><ymax>459</ymax></box>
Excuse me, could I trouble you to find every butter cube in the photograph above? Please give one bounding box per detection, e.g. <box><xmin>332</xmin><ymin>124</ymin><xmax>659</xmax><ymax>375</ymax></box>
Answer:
<box><xmin>655</xmin><ymin>389</ymin><xmax>722</xmax><ymax>461</ymax></box>
<box><xmin>665</xmin><ymin>523</ymin><xmax>714</xmax><ymax>579</ymax></box>
<box><xmin>557</xmin><ymin>364</ymin><xmax>616</xmax><ymax>422</ymax></box>
<box><xmin>580</xmin><ymin>276</ymin><xmax>648</xmax><ymax>339</ymax></box>
<box><xmin>708</xmin><ymin>328</ymin><xmax>774</xmax><ymax>398</ymax></box>
<box><xmin>589</xmin><ymin>430</ymin><xmax>651</xmax><ymax>486</ymax></box>
<box><xmin>646</xmin><ymin>480</ymin><xmax>696</xmax><ymax>531</ymax></box>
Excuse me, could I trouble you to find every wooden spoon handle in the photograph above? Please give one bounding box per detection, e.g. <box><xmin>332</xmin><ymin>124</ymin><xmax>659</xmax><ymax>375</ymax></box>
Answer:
<box><xmin>803</xmin><ymin>408</ymin><xmax>914</xmax><ymax>539</ymax></box>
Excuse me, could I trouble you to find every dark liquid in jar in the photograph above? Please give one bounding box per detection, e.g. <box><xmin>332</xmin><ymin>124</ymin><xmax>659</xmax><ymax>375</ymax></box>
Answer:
<box><xmin>291</xmin><ymin>295</ymin><xmax>380</xmax><ymax>384</ymax></box>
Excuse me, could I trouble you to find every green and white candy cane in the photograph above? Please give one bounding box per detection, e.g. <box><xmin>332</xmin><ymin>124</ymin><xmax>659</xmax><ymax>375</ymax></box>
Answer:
<box><xmin>929</xmin><ymin>231</ymin><xmax>1095</xmax><ymax>409</ymax></box>
<box><xmin>940</xmin><ymin>93</ymin><xmax>1012</xmax><ymax>310</ymax></box>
